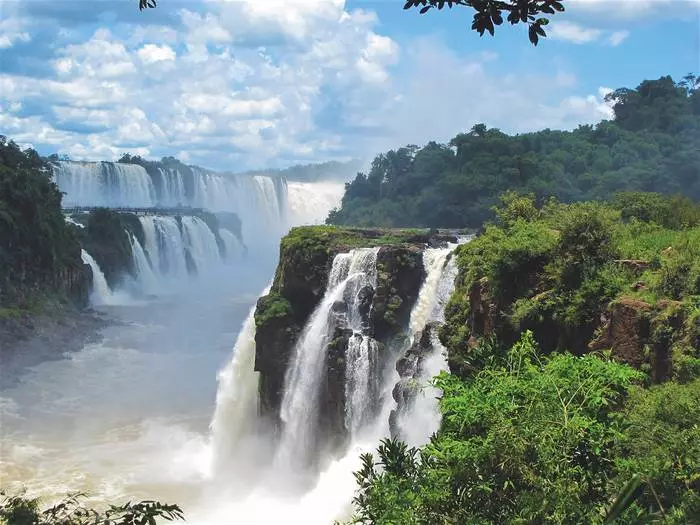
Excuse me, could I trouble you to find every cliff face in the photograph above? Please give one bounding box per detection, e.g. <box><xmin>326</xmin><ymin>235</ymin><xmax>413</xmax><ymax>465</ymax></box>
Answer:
<box><xmin>253</xmin><ymin>226</ymin><xmax>451</xmax><ymax>433</ymax></box>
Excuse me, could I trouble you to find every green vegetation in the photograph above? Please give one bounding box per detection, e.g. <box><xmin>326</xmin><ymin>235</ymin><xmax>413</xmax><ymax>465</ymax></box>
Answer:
<box><xmin>443</xmin><ymin>192</ymin><xmax>700</xmax><ymax>380</ymax></box>
<box><xmin>255</xmin><ymin>294</ymin><xmax>294</xmax><ymax>328</ymax></box>
<box><xmin>328</xmin><ymin>76</ymin><xmax>700</xmax><ymax>229</ymax></box>
<box><xmin>0</xmin><ymin>136</ymin><xmax>86</xmax><ymax>309</ymax></box>
<box><xmin>347</xmin><ymin>191</ymin><xmax>700</xmax><ymax>524</ymax></box>
<box><xmin>0</xmin><ymin>492</ymin><xmax>184</xmax><ymax>525</ymax></box>
<box><xmin>346</xmin><ymin>333</ymin><xmax>699</xmax><ymax>524</ymax></box>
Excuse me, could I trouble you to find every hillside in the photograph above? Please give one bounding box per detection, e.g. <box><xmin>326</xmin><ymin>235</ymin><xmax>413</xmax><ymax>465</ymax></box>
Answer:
<box><xmin>327</xmin><ymin>75</ymin><xmax>700</xmax><ymax>229</ymax></box>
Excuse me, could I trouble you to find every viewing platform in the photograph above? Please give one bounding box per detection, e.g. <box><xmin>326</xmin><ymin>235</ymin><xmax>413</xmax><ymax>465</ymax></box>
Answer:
<box><xmin>63</xmin><ymin>206</ymin><xmax>208</xmax><ymax>216</ymax></box>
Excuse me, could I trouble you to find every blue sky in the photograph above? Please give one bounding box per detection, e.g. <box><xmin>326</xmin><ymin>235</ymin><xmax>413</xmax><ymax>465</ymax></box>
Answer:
<box><xmin>0</xmin><ymin>0</ymin><xmax>698</xmax><ymax>171</ymax></box>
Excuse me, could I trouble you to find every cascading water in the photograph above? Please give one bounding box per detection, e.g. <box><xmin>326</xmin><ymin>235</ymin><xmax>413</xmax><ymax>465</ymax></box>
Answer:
<box><xmin>54</xmin><ymin>161</ymin><xmax>156</xmax><ymax>208</ymax></box>
<box><xmin>129</xmin><ymin>234</ymin><xmax>158</xmax><ymax>295</ymax></box>
<box><xmin>286</xmin><ymin>181</ymin><xmax>345</xmax><ymax>226</ymax></box>
<box><xmin>81</xmin><ymin>249</ymin><xmax>112</xmax><ymax>305</ymax></box>
<box><xmin>392</xmin><ymin>244</ymin><xmax>461</xmax><ymax>448</ymax></box>
<box><xmin>275</xmin><ymin>248</ymin><xmax>380</xmax><ymax>472</ymax></box>
<box><xmin>139</xmin><ymin>216</ymin><xmax>189</xmax><ymax>278</ymax></box>
<box><xmin>218</xmin><ymin>229</ymin><xmax>243</xmax><ymax>263</ymax></box>
<box><xmin>181</xmin><ymin>217</ymin><xmax>221</xmax><ymax>274</ymax></box>
<box><xmin>209</xmin><ymin>285</ymin><xmax>273</xmax><ymax>482</ymax></box>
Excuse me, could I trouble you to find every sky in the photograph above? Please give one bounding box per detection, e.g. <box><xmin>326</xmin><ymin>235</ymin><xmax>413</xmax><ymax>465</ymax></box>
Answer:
<box><xmin>0</xmin><ymin>0</ymin><xmax>698</xmax><ymax>171</ymax></box>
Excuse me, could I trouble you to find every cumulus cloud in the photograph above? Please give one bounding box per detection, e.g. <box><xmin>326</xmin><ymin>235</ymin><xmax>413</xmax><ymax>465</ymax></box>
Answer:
<box><xmin>0</xmin><ymin>0</ymin><xmax>619</xmax><ymax>169</ymax></box>
<box><xmin>548</xmin><ymin>21</ymin><xmax>631</xmax><ymax>45</ymax></box>
<box><xmin>0</xmin><ymin>16</ymin><xmax>30</xmax><ymax>49</ymax></box>
<box><xmin>137</xmin><ymin>44</ymin><xmax>176</xmax><ymax>64</ymax></box>
<box><xmin>568</xmin><ymin>0</ymin><xmax>700</xmax><ymax>20</ymax></box>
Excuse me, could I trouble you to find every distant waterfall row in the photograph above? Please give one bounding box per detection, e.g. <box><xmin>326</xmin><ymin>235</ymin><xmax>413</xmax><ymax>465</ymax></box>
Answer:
<box><xmin>79</xmin><ymin>216</ymin><xmax>242</xmax><ymax>304</ymax></box>
<box><xmin>53</xmin><ymin>161</ymin><xmax>344</xmax><ymax>239</ymax></box>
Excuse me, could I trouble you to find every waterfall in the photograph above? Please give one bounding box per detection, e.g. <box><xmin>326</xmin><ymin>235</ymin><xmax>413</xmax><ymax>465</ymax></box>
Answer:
<box><xmin>393</xmin><ymin>245</ymin><xmax>461</xmax><ymax>448</ymax></box>
<box><xmin>286</xmin><ymin>181</ymin><xmax>345</xmax><ymax>227</ymax></box>
<box><xmin>275</xmin><ymin>248</ymin><xmax>380</xmax><ymax>471</ymax></box>
<box><xmin>219</xmin><ymin>228</ymin><xmax>243</xmax><ymax>262</ymax></box>
<box><xmin>181</xmin><ymin>216</ymin><xmax>221</xmax><ymax>273</ymax></box>
<box><xmin>155</xmin><ymin>167</ymin><xmax>186</xmax><ymax>207</ymax></box>
<box><xmin>138</xmin><ymin>216</ymin><xmax>188</xmax><ymax>278</ymax></box>
<box><xmin>80</xmin><ymin>249</ymin><xmax>112</xmax><ymax>305</ymax></box>
<box><xmin>209</xmin><ymin>287</ymin><xmax>270</xmax><ymax>477</ymax></box>
<box><xmin>129</xmin><ymin>234</ymin><xmax>158</xmax><ymax>295</ymax></box>
<box><xmin>54</xmin><ymin>161</ymin><xmax>155</xmax><ymax>208</ymax></box>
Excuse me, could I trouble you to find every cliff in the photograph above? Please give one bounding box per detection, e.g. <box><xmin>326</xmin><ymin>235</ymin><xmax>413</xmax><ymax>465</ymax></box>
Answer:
<box><xmin>253</xmin><ymin>226</ymin><xmax>456</xmax><ymax>434</ymax></box>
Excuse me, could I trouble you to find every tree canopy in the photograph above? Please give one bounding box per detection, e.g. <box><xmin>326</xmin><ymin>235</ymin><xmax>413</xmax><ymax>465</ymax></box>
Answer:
<box><xmin>327</xmin><ymin>75</ymin><xmax>700</xmax><ymax>230</ymax></box>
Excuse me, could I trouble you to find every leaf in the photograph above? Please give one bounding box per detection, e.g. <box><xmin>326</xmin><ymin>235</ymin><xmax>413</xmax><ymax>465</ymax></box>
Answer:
<box><xmin>528</xmin><ymin>25</ymin><xmax>539</xmax><ymax>45</ymax></box>
<box><xmin>604</xmin><ymin>475</ymin><xmax>645</xmax><ymax>523</ymax></box>
<box><xmin>420</xmin><ymin>5</ymin><xmax>432</xmax><ymax>14</ymax></box>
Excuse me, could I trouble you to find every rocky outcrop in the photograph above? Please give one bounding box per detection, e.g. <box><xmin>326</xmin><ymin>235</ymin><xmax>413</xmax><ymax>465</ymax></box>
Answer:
<box><xmin>589</xmin><ymin>298</ymin><xmax>694</xmax><ymax>383</ymax></box>
<box><xmin>372</xmin><ymin>246</ymin><xmax>426</xmax><ymax>347</ymax></box>
<box><xmin>253</xmin><ymin>226</ymin><xmax>435</xmax><ymax>433</ymax></box>
<box><xmin>469</xmin><ymin>277</ymin><xmax>497</xmax><ymax>339</ymax></box>
<box><xmin>589</xmin><ymin>299</ymin><xmax>653</xmax><ymax>369</ymax></box>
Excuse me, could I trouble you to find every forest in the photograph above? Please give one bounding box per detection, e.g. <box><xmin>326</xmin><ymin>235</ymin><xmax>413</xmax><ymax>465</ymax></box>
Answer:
<box><xmin>346</xmin><ymin>191</ymin><xmax>700</xmax><ymax>524</ymax></box>
<box><xmin>0</xmin><ymin>137</ymin><xmax>86</xmax><ymax>311</ymax></box>
<box><xmin>327</xmin><ymin>75</ymin><xmax>700</xmax><ymax>229</ymax></box>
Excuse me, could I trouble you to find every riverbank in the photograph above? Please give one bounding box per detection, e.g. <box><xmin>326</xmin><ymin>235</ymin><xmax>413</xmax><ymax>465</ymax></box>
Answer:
<box><xmin>0</xmin><ymin>303</ymin><xmax>109</xmax><ymax>388</ymax></box>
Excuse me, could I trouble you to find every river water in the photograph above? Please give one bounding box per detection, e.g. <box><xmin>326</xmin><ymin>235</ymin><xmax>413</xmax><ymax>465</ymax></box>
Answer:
<box><xmin>0</xmin><ymin>263</ymin><xmax>271</xmax><ymax>512</ymax></box>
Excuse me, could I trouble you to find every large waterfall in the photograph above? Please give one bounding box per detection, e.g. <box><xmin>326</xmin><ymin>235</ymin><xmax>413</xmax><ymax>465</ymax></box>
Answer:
<box><xmin>201</xmin><ymin>241</ymin><xmax>462</xmax><ymax>524</ymax></box>
<box><xmin>53</xmin><ymin>161</ymin><xmax>343</xmax><ymax>234</ymax></box>
<box><xmin>55</xmin><ymin>162</ymin><xmax>157</xmax><ymax>208</ymax></box>
<box><xmin>275</xmin><ymin>248</ymin><xmax>380</xmax><ymax>472</ymax></box>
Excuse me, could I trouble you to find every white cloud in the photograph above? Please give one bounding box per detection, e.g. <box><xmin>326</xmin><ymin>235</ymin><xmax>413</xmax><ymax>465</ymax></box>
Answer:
<box><xmin>0</xmin><ymin>1</ymin><xmax>620</xmax><ymax>169</ymax></box>
<box><xmin>568</xmin><ymin>0</ymin><xmax>700</xmax><ymax>20</ymax></box>
<box><xmin>369</xmin><ymin>38</ymin><xmax>613</xmax><ymax>153</ymax></box>
<box><xmin>608</xmin><ymin>30</ymin><xmax>630</xmax><ymax>46</ymax></box>
<box><xmin>548</xmin><ymin>21</ymin><xmax>631</xmax><ymax>46</ymax></box>
<box><xmin>0</xmin><ymin>17</ymin><xmax>30</xmax><ymax>49</ymax></box>
<box><xmin>137</xmin><ymin>44</ymin><xmax>176</xmax><ymax>64</ymax></box>
<box><xmin>549</xmin><ymin>21</ymin><xmax>603</xmax><ymax>43</ymax></box>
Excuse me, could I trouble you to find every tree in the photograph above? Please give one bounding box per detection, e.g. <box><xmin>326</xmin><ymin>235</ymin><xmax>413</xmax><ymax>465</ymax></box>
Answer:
<box><xmin>137</xmin><ymin>0</ymin><xmax>564</xmax><ymax>45</ymax></box>
<box><xmin>402</xmin><ymin>0</ymin><xmax>565</xmax><ymax>45</ymax></box>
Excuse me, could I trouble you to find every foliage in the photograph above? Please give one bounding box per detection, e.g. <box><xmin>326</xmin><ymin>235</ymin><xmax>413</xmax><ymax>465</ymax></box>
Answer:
<box><xmin>346</xmin><ymin>331</ymin><xmax>694</xmax><ymax>525</ymax></box>
<box><xmin>0</xmin><ymin>136</ymin><xmax>84</xmax><ymax>308</ymax></box>
<box><xmin>0</xmin><ymin>492</ymin><xmax>184</xmax><ymax>525</ymax></box>
<box><xmin>442</xmin><ymin>193</ymin><xmax>700</xmax><ymax>370</ymax></box>
<box><xmin>611</xmin><ymin>380</ymin><xmax>700</xmax><ymax>522</ymax></box>
<box><xmin>403</xmin><ymin>0</ymin><xmax>564</xmax><ymax>45</ymax></box>
<box><xmin>328</xmin><ymin>76</ymin><xmax>700</xmax><ymax>230</ymax></box>
<box><xmin>255</xmin><ymin>294</ymin><xmax>293</xmax><ymax>328</ymax></box>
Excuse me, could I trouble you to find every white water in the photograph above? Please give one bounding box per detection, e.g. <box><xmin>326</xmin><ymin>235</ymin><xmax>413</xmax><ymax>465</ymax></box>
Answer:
<box><xmin>182</xmin><ymin>217</ymin><xmax>222</xmax><ymax>274</ymax></box>
<box><xmin>394</xmin><ymin>244</ymin><xmax>462</xmax><ymax>448</ymax></box>
<box><xmin>129</xmin><ymin>234</ymin><xmax>158</xmax><ymax>296</ymax></box>
<box><xmin>339</xmin><ymin>249</ymin><xmax>381</xmax><ymax>439</ymax></box>
<box><xmin>55</xmin><ymin>162</ymin><xmax>156</xmax><ymax>208</ymax></box>
<box><xmin>139</xmin><ymin>216</ymin><xmax>189</xmax><ymax>279</ymax></box>
<box><xmin>218</xmin><ymin>229</ymin><xmax>243</xmax><ymax>263</ymax></box>
<box><xmin>81</xmin><ymin>249</ymin><xmax>112</xmax><ymax>305</ymax></box>
<box><xmin>287</xmin><ymin>181</ymin><xmax>345</xmax><ymax>226</ymax></box>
